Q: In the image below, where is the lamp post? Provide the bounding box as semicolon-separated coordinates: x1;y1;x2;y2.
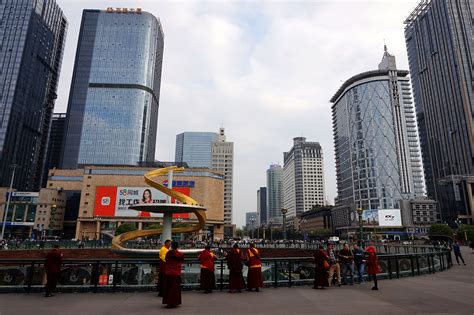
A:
281;208;288;240
301;218;308;241
454;217;467;242
269;219;273;242
357;208;363;244
1;164;18;240
250;217;256;239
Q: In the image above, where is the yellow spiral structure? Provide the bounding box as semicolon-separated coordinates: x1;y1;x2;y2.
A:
111;166;207;252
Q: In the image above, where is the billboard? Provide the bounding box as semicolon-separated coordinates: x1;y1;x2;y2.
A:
94;186;190;218
362;209;402;227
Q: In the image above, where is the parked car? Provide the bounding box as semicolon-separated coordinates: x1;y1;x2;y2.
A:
328;236;340;243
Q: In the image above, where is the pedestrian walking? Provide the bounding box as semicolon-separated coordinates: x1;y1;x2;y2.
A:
365;246;379;290
44;243;63;297
452;241;466;265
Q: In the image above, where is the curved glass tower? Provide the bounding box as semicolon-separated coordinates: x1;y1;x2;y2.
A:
61;9;164;168
331;48;425;211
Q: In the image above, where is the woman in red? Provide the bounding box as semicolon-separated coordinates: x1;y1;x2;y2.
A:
162;242;184;307
198;245;216;293
365;246;380;290
246;243;263;292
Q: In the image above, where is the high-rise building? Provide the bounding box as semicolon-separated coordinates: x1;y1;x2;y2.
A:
245;211;257;228
283;137;325;218
211;128;234;225
0;0;67;190
43;113;66;184
331;47;426;212
175;132;218;168
257;187;267;225
61;8;164;168
266;164;283;224
404;0;474;225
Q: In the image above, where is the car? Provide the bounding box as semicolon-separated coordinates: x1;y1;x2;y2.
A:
328;236;340;243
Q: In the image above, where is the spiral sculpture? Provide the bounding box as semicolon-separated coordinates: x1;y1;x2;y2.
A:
111;166;207;254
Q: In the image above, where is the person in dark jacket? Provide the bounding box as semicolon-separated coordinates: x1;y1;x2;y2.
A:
339;243;355;285
352;244;366;284
452;241;466;265
44;244;63;297
162;241;184;308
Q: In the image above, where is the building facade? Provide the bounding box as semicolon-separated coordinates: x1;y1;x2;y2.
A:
245;212;258;228
257;187;267;225
283;137;325;218
175;132;218;168
266;164;283;224
0;0;67;190
61;8;164;168
211;128;234;225
46;165;225;240
43;113;66;184
404;0;474;225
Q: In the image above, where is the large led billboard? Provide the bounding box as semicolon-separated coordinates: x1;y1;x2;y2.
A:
362;209;402;227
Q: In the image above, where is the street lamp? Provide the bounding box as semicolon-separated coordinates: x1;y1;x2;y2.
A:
301;218;308;241
454;217;467;242
269;219;274;242
281;208;288;240
1;164;18;240
357;208;364;244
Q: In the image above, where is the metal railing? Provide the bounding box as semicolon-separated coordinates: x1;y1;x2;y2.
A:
0;249;452;293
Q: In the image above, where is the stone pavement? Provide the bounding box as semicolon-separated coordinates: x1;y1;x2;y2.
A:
0;247;472;315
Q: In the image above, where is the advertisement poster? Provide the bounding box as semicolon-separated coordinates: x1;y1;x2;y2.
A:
362;209;379;225
94;186;190;218
378;209;402;227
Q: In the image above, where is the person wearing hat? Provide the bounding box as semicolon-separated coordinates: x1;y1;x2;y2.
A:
365;246;380;290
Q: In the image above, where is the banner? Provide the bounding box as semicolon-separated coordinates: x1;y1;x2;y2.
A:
94;186;190;218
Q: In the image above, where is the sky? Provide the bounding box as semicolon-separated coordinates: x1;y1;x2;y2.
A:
55;0;420;227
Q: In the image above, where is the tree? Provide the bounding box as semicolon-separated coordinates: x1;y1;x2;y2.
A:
428;224;453;240
114;223;137;236
457;225;474;241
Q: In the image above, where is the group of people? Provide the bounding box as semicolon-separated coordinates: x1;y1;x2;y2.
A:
157;241;264;308
313;243;380;290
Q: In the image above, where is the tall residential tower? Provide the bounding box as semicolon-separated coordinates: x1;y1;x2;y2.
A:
61;8;164;168
0;0;67;190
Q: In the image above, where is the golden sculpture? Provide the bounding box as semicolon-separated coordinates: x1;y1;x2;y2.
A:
111;166;207;252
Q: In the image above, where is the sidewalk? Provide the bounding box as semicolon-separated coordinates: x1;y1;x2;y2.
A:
0;248;472;315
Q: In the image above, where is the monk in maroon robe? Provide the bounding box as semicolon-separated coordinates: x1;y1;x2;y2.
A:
226;243;245;293
162;242;184;307
246;243;263;291
198;245;216;293
313;245;329;289
44;243;63;297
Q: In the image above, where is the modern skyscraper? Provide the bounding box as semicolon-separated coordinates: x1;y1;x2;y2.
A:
283;137;325;218
405;0;474;225
266;164;283;224
245;211;257;228
257;187;267;225
0;0;67;190
211;128;234;225
61;8;163;168
175;132;218;168
43;113;66;183
331;47;425;212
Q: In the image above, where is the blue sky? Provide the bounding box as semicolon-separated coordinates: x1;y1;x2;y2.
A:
55;0;420;227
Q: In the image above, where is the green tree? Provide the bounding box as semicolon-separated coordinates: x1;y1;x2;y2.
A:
428;224;453;240
114;223;137;236
457;225;474;241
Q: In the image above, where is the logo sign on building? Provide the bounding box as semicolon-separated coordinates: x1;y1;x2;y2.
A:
94;186;191;218
378;209;402;227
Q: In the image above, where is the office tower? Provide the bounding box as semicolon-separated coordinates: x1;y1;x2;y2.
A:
175;132;218;168
43;113;66;183
405;0;474;225
266;164;283;224
331;47;425;211
257;187;267;225
0;0;67;190
61;8;164;168
211;128;234;224
245;211;257;228
283;137;325;218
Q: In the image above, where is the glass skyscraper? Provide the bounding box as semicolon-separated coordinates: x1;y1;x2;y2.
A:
175;132;218;168
266;164;283;224
405;0;474;225
61;8;164;168
0;0;67;190
331;48;425;211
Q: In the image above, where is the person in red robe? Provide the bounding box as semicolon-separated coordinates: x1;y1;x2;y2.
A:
157;239;171;297
366;246;380;290
313;245;330;289
44;243;63;297
226;243;245;293
162;242;184;307
198;245;216;293
246;243;263;291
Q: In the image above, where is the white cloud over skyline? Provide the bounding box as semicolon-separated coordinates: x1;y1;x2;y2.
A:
55;0;420;227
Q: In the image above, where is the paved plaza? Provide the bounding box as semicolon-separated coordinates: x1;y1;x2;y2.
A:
0;248;473;315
